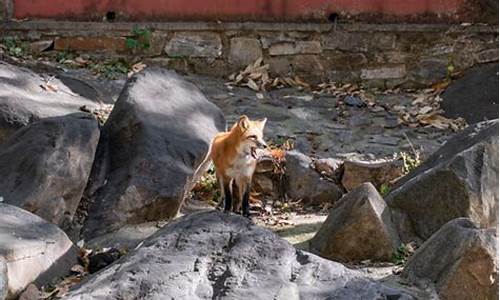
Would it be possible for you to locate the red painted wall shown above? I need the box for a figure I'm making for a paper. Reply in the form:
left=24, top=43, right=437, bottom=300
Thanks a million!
left=12, top=0, right=475, bottom=22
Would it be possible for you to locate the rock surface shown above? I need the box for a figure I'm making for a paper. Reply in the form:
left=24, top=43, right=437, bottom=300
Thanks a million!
left=64, top=211, right=414, bottom=300
left=341, top=159, right=403, bottom=191
left=0, top=113, right=100, bottom=226
left=252, top=153, right=285, bottom=200
left=82, top=68, right=225, bottom=239
left=0, top=262, right=6, bottom=300
left=29, top=40, right=53, bottom=54
left=311, top=157, right=343, bottom=181
left=402, top=218, right=498, bottom=300
left=285, top=151, right=344, bottom=205
left=442, top=63, right=499, bottom=124
left=310, top=183, right=400, bottom=262
left=229, top=37, right=263, bottom=67
left=88, top=249, right=122, bottom=274
left=85, top=221, right=164, bottom=251
left=0, top=61, right=100, bottom=143
left=17, top=284, right=41, bottom=300
left=386, top=120, right=499, bottom=240
left=56, top=73, right=119, bottom=104
left=0, top=204, right=77, bottom=299
left=252, top=173, right=283, bottom=200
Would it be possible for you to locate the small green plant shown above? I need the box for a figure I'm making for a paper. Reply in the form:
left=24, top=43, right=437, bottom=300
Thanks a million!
left=400, top=151, right=421, bottom=175
left=379, top=183, right=391, bottom=197
left=2, top=37, right=28, bottom=57
left=126, top=26, right=152, bottom=53
left=89, top=59, right=129, bottom=79
left=193, top=165, right=220, bottom=204
left=56, top=50, right=75, bottom=63
left=392, top=243, right=414, bottom=265
left=446, top=55, right=456, bottom=79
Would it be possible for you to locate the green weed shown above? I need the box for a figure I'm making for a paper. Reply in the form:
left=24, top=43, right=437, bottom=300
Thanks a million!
left=379, top=183, right=391, bottom=197
left=193, top=165, right=220, bottom=203
left=56, top=50, right=75, bottom=63
left=126, top=26, right=152, bottom=53
left=2, top=37, right=28, bottom=58
left=392, top=243, right=415, bottom=265
left=89, top=59, right=129, bottom=79
left=400, top=151, right=421, bottom=175
left=446, top=55, right=456, bottom=79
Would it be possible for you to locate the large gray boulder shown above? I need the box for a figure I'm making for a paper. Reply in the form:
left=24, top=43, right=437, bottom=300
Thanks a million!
left=386, top=120, right=498, bottom=240
left=310, top=183, right=400, bottom=262
left=285, top=151, right=344, bottom=205
left=0, top=113, right=100, bottom=227
left=82, top=68, right=225, bottom=239
left=442, top=63, right=499, bottom=124
left=0, top=204, right=77, bottom=300
left=63, top=211, right=415, bottom=300
left=402, top=218, right=498, bottom=300
left=0, top=61, right=100, bottom=143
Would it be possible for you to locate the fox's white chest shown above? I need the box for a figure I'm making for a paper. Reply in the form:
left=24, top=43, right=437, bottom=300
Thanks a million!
left=226, top=154, right=256, bottom=179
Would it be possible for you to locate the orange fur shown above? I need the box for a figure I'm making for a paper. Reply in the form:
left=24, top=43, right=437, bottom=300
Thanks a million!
left=191, top=115, right=267, bottom=216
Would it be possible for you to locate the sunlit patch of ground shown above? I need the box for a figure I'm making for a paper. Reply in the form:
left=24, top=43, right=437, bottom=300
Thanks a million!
left=256, top=213, right=327, bottom=250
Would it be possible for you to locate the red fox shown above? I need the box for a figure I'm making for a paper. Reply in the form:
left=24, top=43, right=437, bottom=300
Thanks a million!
left=192, top=115, right=267, bottom=217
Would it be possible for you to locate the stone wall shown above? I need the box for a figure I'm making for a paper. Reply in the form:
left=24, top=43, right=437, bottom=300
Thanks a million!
left=3, top=21, right=498, bottom=87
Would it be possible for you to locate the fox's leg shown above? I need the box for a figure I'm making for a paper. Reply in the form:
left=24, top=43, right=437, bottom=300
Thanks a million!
left=231, top=180, right=240, bottom=213
left=242, top=187, right=251, bottom=218
left=241, top=177, right=252, bottom=218
left=234, top=177, right=251, bottom=215
left=222, top=177, right=233, bottom=212
left=216, top=176, right=225, bottom=210
left=232, top=179, right=243, bottom=214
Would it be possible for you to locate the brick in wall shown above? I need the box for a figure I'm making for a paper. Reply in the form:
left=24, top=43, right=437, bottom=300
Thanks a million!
left=54, top=36, right=127, bottom=52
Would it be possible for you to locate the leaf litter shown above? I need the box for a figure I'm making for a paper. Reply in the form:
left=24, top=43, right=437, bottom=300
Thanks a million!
left=227, top=58, right=467, bottom=132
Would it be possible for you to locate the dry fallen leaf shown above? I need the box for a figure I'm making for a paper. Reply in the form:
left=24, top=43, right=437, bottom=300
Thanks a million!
left=248, top=72, right=262, bottom=80
left=74, top=56, right=88, bottom=66
left=40, top=82, right=58, bottom=92
left=70, top=264, right=86, bottom=274
left=432, top=80, right=450, bottom=91
left=246, top=78, right=260, bottom=91
left=419, top=114, right=451, bottom=129
left=128, top=62, right=147, bottom=77
left=412, top=96, right=426, bottom=105
left=293, top=76, right=310, bottom=89
left=418, top=106, right=433, bottom=115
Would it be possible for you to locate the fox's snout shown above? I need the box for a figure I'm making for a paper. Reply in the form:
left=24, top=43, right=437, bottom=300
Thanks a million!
left=257, top=139, right=268, bottom=149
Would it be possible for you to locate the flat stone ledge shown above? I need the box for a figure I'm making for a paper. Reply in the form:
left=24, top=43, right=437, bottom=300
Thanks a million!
left=1, top=21, right=333, bottom=32
left=2, top=20, right=497, bottom=34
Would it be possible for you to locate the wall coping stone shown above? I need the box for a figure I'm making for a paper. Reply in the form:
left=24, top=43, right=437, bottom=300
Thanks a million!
left=2, top=20, right=498, bottom=34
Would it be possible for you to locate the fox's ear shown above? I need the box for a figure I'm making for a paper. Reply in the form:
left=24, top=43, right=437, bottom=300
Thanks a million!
left=238, top=115, right=250, bottom=130
left=259, top=118, right=267, bottom=127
